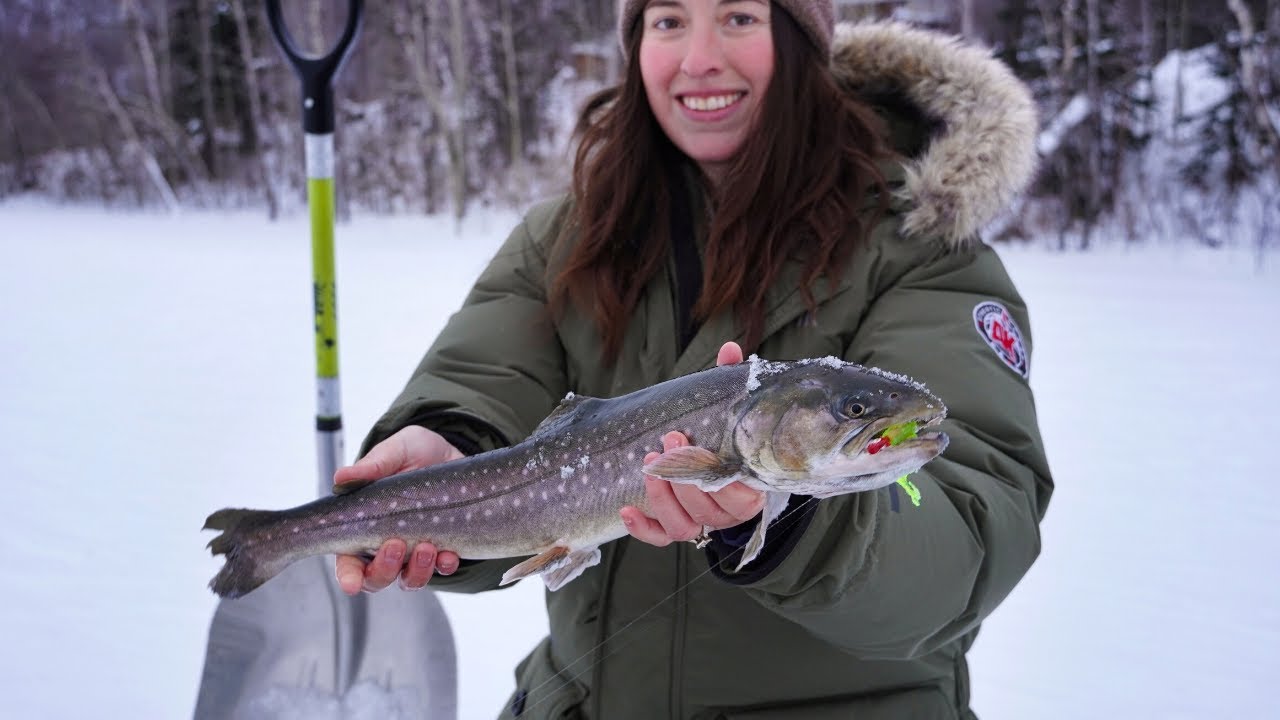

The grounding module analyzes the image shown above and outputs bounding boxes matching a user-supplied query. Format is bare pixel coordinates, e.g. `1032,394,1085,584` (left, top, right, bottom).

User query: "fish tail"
203,507,282,598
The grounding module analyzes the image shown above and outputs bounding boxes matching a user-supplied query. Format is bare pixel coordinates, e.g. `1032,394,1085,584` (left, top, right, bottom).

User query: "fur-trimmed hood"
831,22,1039,246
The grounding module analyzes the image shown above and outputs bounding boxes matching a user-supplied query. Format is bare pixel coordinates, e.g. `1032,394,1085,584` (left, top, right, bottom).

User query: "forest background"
2,0,1277,250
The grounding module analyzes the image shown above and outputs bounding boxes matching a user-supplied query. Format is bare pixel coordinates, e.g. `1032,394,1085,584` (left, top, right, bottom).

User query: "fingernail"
417,550,435,568
439,560,458,576
385,546,403,564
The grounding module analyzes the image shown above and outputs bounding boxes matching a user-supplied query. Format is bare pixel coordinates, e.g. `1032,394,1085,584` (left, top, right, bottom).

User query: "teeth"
681,93,743,112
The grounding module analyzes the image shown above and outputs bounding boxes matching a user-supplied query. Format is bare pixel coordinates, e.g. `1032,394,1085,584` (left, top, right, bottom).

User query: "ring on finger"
690,525,712,549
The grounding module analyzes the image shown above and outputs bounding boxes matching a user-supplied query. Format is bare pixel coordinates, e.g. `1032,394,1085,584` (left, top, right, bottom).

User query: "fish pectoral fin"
642,446,743,490
330,479,376,496
541,548,601,591
499,545,601,591
500,545,571,587
735,491,790,572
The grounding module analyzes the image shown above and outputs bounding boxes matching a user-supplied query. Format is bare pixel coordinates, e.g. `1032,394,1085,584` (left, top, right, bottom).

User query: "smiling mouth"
680,92,745,112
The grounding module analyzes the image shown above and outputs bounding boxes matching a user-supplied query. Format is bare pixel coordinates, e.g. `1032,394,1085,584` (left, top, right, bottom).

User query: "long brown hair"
551,5,890,364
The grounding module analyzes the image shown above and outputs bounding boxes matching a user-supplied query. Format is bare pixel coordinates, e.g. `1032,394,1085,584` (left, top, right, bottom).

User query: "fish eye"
845,401,866,417
889,392,900,400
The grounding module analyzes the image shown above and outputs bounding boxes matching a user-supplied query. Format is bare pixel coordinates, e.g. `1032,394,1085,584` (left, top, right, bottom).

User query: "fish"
204,356,949,598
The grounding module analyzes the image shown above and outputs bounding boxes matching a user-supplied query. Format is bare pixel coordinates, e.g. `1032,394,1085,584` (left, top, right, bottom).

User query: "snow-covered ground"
1,199,1277,719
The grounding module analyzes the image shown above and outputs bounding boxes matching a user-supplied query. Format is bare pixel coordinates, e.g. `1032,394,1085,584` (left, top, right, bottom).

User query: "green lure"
882,421,923,507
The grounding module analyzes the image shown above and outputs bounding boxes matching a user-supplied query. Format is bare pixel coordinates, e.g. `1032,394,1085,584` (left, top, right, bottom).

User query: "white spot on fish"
542,491,548,500
485,509,493,517
702,418,711,426
599,487,608,495
432,516,439,523
319,518,327,525
491,484,498,491
627,452,635,461
460,487,467,495
603,461,612,470
416,502,423,510
356,511,365,519
514,499,521,508
418,514,425,520
368,521,377,529
465,512,473,521
442,496,450,503
292,527,300,533
389,501,398,510
617,477,626,485
397,520,406,528
557,484,566,493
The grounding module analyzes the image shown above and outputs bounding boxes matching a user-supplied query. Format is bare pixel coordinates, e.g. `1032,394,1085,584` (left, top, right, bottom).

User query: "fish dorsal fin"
530,393,595,439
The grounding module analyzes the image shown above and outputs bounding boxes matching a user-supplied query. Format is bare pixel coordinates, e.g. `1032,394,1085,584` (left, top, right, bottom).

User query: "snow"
2,198,1278,719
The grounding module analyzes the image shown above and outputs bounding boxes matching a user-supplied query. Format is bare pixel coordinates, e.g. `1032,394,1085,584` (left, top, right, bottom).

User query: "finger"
399,542,438,590
671,481,743,528
335,554,368,596
436,550,461,576
333,437,409,486
644,476,703,542
662,430,688,451
707,481,767,523
620,505,672,547
716,342,744,366
362,538,407,593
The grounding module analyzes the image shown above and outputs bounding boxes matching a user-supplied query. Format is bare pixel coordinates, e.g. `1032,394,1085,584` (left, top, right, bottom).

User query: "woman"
336,1,1052,717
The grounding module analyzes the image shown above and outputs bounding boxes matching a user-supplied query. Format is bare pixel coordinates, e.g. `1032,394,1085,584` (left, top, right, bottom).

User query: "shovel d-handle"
266,0,363,134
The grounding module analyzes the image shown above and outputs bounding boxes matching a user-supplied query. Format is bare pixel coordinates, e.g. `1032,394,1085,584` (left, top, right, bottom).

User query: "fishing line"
516,496,821,715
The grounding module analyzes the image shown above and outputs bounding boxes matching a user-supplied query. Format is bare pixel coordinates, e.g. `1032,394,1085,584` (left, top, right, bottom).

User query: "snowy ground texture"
2,199,1277,719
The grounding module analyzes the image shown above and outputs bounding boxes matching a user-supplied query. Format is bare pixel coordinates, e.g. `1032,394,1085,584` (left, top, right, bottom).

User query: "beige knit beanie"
617,0,835,58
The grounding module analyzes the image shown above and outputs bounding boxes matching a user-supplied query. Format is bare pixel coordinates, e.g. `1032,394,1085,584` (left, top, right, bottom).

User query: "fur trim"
831,22,1039,246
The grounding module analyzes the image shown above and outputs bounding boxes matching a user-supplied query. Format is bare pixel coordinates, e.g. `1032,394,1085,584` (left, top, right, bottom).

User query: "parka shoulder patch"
973,301,1028,378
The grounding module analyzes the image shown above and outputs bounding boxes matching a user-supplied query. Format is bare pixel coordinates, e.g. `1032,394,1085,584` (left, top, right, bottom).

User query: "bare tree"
228,0,279,217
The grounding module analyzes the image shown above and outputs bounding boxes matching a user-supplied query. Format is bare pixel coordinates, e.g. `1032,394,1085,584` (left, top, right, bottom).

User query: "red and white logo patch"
973,301,1028,378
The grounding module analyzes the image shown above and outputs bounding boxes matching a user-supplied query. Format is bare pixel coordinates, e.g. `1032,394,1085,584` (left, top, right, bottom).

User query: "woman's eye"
727,13,758,27
652,17,681,30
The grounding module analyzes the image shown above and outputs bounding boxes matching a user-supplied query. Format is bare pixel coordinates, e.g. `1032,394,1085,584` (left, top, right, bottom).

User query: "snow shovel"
194,2,457,717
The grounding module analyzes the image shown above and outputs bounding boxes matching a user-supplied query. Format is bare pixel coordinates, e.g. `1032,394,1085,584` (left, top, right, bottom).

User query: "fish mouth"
840,413,946,456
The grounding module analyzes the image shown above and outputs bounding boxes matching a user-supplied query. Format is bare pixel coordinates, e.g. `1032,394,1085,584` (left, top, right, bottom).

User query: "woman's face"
639,0,775,184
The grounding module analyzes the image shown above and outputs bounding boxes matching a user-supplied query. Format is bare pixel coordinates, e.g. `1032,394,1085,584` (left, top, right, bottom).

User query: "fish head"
732,358,949,496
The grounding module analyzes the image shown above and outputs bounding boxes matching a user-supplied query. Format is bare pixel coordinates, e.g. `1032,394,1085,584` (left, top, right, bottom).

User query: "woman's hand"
619,342,767,547
332,426,464,595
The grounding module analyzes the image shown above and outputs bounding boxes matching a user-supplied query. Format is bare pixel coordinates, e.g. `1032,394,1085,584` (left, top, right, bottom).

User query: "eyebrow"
644,0,768,9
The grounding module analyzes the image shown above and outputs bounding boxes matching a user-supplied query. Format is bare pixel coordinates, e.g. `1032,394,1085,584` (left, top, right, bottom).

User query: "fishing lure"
868,421,924,507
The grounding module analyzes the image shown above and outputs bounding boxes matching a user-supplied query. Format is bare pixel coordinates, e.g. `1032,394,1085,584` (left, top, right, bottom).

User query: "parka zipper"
590,541,621,719
669,545,688,718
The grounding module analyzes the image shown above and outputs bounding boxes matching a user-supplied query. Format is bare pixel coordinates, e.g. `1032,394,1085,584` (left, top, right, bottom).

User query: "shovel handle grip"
265,0,363,134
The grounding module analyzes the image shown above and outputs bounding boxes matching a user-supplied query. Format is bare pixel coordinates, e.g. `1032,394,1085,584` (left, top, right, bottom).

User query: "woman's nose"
680,24,724,77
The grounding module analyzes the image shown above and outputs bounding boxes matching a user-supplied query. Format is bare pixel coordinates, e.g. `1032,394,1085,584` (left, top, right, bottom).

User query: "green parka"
361,22,1052,720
